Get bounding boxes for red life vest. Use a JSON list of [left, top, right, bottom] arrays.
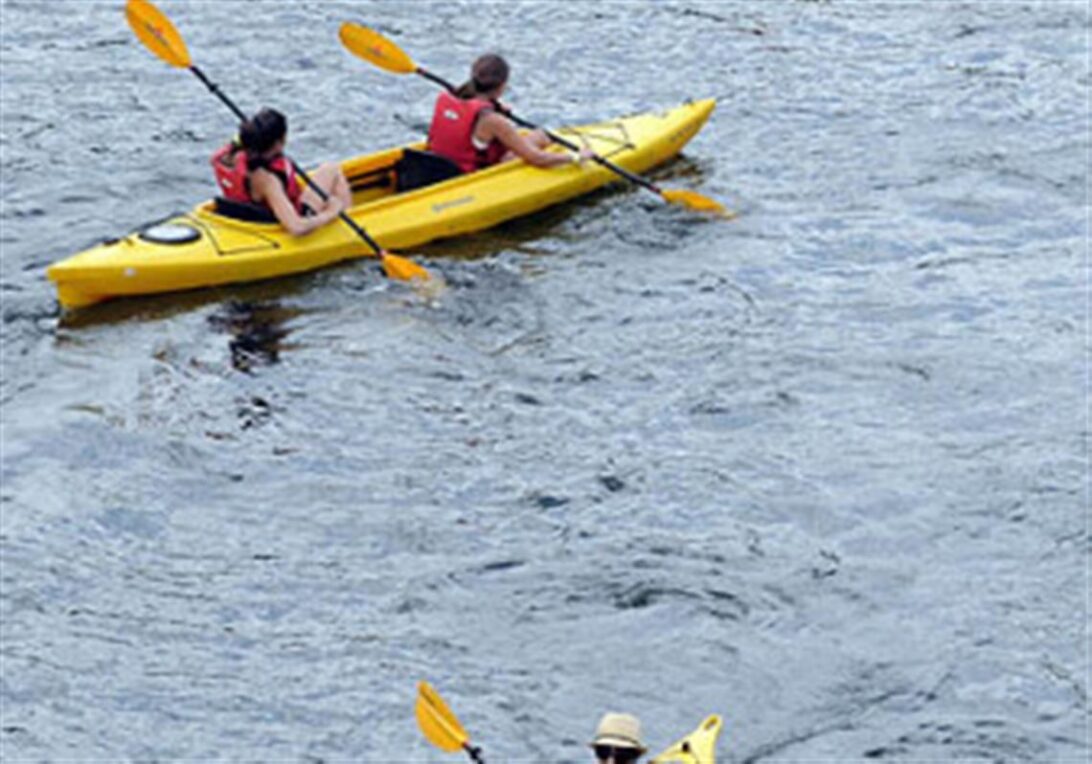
[[211, 141, 303, 213], [427, 92, 507, 174]]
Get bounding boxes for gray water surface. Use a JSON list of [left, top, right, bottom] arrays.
[[1, 1, 1088, 762]]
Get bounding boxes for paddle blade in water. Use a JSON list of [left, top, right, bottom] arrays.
[[660, 189, 733, 217], [125, 0, 191, 68], [339, 23, 416, 75], [381, 252, 430, 282], [415, 681, 469, 753]]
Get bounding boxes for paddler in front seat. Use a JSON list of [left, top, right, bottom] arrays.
[[590, 712, 647, 764], [211, 108, 351, 236], [427, 53, 595, 172]]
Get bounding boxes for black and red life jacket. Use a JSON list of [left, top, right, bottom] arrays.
[[426, 92, 507, 174], [211, 141, 303, 213]]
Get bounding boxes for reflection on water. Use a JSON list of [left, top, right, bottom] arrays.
[[208, 300, 294, 373]]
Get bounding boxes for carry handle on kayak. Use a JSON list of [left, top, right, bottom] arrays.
[[124, 0, 429, 282], [339, 22, 730, 217]]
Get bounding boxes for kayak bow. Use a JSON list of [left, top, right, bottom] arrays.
[[650, 715, 724, 764]]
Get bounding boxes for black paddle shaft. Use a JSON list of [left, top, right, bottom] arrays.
[[190, 64, 246, 122], [415, 67, 663, 195], [502, 111, 663, 194], [188, 65, 384, 255]]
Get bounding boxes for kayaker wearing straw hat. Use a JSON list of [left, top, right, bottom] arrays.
[[427, 53, 595, 173], [590, 712, 647, 764], [211, 108, 352, 237]]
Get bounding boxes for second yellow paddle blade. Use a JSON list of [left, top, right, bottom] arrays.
[[660, 189, 733, 218], [381, 252, 430, 282], [125, 0, 191, 68], [339, 22, 417, 75], [415, 681, 469, 753]]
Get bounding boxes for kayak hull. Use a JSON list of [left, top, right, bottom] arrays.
[[48, 99, 715, 309]]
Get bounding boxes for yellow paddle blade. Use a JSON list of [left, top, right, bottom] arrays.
[[125, 0, 191, 68], [339, 22, 417, 75], [381, 252, 430, 282], [415, 681, 469, 753], [660, 189, 734, 218], [650, 715, 724, 764]]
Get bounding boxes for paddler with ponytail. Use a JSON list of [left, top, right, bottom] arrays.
[[211, 108, 352, 237], [428, 54, 595, 172]]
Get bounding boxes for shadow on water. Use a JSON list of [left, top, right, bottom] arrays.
[[206, 300, 302, 373]]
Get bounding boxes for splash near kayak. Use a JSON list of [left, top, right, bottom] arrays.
[[47, 99, 715, 309]]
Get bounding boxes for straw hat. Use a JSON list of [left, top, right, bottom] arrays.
[[590, 712, 647, 752]]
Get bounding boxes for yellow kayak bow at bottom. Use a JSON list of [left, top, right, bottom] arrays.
[[649, 715, 724, 764]]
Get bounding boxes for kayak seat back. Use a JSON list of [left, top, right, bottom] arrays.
[[394, 149, 462, 193], [213, 197, 278, 224]]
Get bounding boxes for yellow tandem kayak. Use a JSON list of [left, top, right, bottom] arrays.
[[47, 98, 715, 309]]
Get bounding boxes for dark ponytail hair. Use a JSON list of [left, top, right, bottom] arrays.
[[455, 54, 509, 99], [239, 108, 287, 159]]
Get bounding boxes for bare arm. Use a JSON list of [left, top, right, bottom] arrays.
[[252, 170, 342, 237], [479, 112, 575, 168]]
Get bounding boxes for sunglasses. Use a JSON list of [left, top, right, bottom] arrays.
[[595, 745, 641, 763]]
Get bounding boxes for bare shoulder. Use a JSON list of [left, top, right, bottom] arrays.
[[249, 167, 277, 196], [250, 166, 274, 185], [483, 109, 517, 138], [477, 108, 502, 126]]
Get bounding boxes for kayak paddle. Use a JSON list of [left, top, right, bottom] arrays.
[[415, 681, 487, 764], [339, 22, 731, 218], [124, 0, 430, 282]]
